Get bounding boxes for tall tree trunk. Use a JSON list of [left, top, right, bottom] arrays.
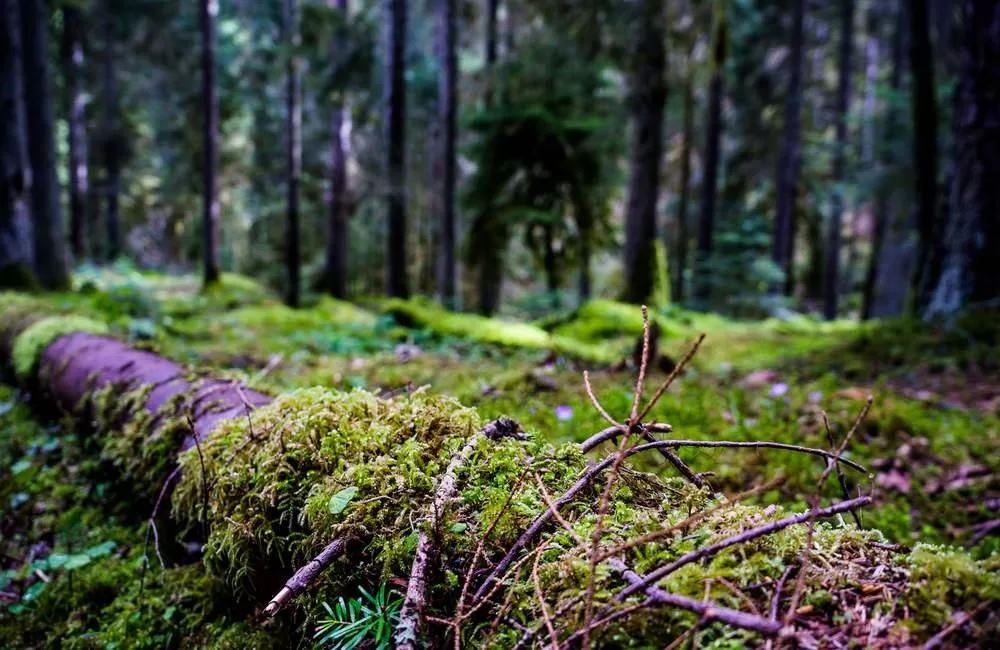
[[0, 0, 35, 287], [924, 0, 1000, 316], [862, 1, 903, 320], [484, 0, 498, 109], [772, 0, 805, 297], [21, 0, 70, 290], [477, 0, 503, 314], [200, 0, 221, 286], [693, 10, 726, 307], [283, 0, 301, 307], [823, 0, 854, 320], [384, 0, 408, 298], [621, 0, 666, 305], [61, 6, 88, 263], [436, 0, 457, 310], [671, 57, 694, 305], [906, 0, 940, 313], [324, 0, 350, 299], [101, 6, 120, 262]]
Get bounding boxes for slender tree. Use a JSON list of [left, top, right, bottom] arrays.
[[822, 0, 854, 320], [200, 0, 221, 286], [61, 5, 88, 262], [693, 6, 727, 306], [924, 0, 1000, 316], [384, 0, 408, 298], [437, 0, 457, 310], [670, 52, 695, 305], [283, 0, 301, 307], [100, 3, 120, 261], [323, 0, 350, 299], [772, 0, 805, 296], [477, 0, 502, 314], [621, 0, 667, 305], [21, 0, 70, 289], [0, 0, 35, 287], [906, 0, 939, 313], [484, 0, 498, 108]]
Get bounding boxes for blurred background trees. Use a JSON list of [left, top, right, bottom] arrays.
[[0, 0, 997, 322]]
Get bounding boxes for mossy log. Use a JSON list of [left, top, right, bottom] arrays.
[[1, 293, 997, 649]]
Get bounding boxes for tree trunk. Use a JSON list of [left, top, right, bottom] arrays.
[[324, 0, 350, 299], [484, 0, 498, 109], [101, 6, 120, 263], [436, 0, 457, 310], [0, 0, 35, 288], [823, 0, 854, 321], [20, 0, 70, 290], [200, 0, 221, 286], [906, 0, 940, 314], [384, 0, 408, 298], [924, 0, 1000, 316], [621, 0, 666, 306], [62, 6, 88, 263], [693, 11, 726, 307], [671, 58, 694, 305], [772, 0, 805, 297], [283, 0, 301, 308]]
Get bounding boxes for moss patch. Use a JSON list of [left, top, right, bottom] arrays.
[[12, 315, 109, 379]]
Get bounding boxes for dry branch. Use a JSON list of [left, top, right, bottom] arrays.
[[263, 537, 348, 616]]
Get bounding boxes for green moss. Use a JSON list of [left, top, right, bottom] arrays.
[[904, 545, 1000, 635], [12, 315, 109, 379]]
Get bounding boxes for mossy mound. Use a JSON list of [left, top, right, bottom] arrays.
[[12, 315, 109, 379], [380, 297, 619, 363]]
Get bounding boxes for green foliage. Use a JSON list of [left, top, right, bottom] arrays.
[[314, 585, 401, 650], [12, 315, 109, 379]]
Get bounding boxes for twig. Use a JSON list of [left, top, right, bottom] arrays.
[[263, 537, 348, 616], [534, 473, 587, 548], [532, 542, 559, 650], [920, 600, 993, 650], [557, 598, 654, 649], [614, 496, 872, 603], [140, 465, 182, 593], [629, 305, 652, 425], [396, 433, 482, 649], [624, 439, 868, 474], [577, 422, 672, 453], [607, 558, 782, 635], [661, 616, 708, 650], [584, 371, 622, 429], [635, 333, 706, 424]]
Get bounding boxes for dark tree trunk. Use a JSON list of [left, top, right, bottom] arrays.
[[823, 0, 854, 320], [324, 0, 350, 299], [772, 0, 805, 297], [862, 2, 904, 320], [283, 0, 301, 308], [621, 0, 666, 305], [924, 0, 1000, 316], [200, 0, 221, 286], [671, 60, 694, 305], [484, 0, 498, 109], [101, 6, 120, 262], [436, 0, 457, 310], [61, 6, 88, 262], [384, 0, 408, 298], [21, 0, 70, 290], [693, 13, 727, 306], [906, 0, 940, 313], [542, 224, 558, 297], [0, 0, 35, 287]]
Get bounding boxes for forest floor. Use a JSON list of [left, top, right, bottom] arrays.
[[1, 266, 998, 648]]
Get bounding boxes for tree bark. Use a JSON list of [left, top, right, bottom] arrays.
[[61, 6, 89, 263], [906, 0, 940, 314], [436, 0, 458, 310], [823, 0, 854, 320], [100, 5, 120, 263], [200, 0, 221, 286], [324, 0, 350, 299], [924, 0, 1000, 316], [384, 0, 408, 298], [621, 0, 666, 306], [0, 0, 35, 287], [484, 0, 499, 109], [693, 11, 726, 307], [772, 0, 805, 297], [671, 58, 694, 305], [20, 0, 70, 290], [284, 0, 301, 308]]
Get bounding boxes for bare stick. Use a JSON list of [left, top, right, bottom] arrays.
[[578, 422, 672, 453], [584, 371, 622, 429], [532, 542, 559, 650], [635, 332, 706, 424], [921, 600, 993, 650], [557, 598, 654, 649], [615, 496, 872, 603], [263, 537, 348, 616], [607, 558, 782, 635], [535, 473, 587, 548], [629, 305, 652, 425], [627, 439, 868, 474], [396, 434, 481, 649]]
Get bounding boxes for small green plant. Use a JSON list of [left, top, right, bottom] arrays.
[[314, 585, 402, 650]]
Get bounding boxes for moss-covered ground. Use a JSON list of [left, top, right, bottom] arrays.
[[1, 270, 998, 647]]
